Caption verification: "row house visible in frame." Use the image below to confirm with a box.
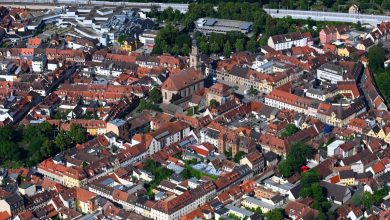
[319,25,349,44]
[45,49,86,63]
[89,181,153,218]
[0,194,25,217]
[8,48,35,60]
[96,60,138,77]
[259,126,319,157]
[55,83,143,102]
[39,158,118,189]
[265,89,366,127]
[150,182,216,220]
[213,165,253,193]
[159,54,183,70]
[216,65,290,94]
[92,50,108,62]
[365,21,390,46]
[62,119,107,136]
[8,91,42,124]
[218,129,257,158]
[104,53,137,64]
[265,89,312,115]
[317,99,366,127]
[136,55,160,68]
[239,150,265,175]
[37,159,66,185]
[365,157,390,177]
[364,68,387,111]
[267,32,313,51]
[117,144,148,167]
[131,121,191,155]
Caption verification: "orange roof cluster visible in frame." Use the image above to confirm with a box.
[348,118,368,129]
[38,159,67,177]
[75,187,97,203]
[62,119,107,130]
[267,89,312,109]
[336,82,360,98]
[371,157,390,174]
[27,37,42,47]
[105,53,137,63]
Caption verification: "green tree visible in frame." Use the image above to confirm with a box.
[233,151,246,163]
[0,141,20,161]
[0,126,14,141]
[138,99,162,112]
[368,45,385,72]
[246,39,257,52]
[182,43,191,55]
[55,131,71,151]
[209,99,220,108]
[149,88,162,104]
[172,44,180,55]
[300,169,321,189]
[352,187,389,209]
[55,124,87,151]
[69,124,87,144]
[199,40,209,54]
[278,142,314,177]
[117,34,127,44]
[223,41,232,58]
[282,124,300,137]
[210,41,220,53]
[151,24,191,55]
[235,38,245,52]
[265,208,284,220]
[278,160,294,177]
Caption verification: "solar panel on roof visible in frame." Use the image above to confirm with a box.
[154,131,170,139]
[205,19,217,26]
[240,22,252,30]
[101,178,114,186]
[179,139,190,147]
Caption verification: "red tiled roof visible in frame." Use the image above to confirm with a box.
[76,187,96,203]
[162,68,204,91]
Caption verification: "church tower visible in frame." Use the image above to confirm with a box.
[190,39,199,70]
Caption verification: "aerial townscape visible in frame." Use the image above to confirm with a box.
[2,0,390,220]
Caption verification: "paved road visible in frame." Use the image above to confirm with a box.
[265,8,390,24]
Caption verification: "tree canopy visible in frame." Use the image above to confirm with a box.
[352,187,389,209]
[278,141,314,177]
[0,122,88,168]
[300,170,333,219]
[151,24,191,55]
[282,124,300,137]
[209,99,220,108]
[265,208,285,220]
[148,88,163,104]
[368,45,386,72]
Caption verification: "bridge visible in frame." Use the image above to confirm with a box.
[265,8,390,25]
[0,0,189,12]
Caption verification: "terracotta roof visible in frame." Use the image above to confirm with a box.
[162,68,204,91]
[0,211,10,220]
[348,118,368,129]
[330,175,340,183]
[285,201,319,219]
[244,150,263,164]
[27,37,42,46]
[75,187,96,203]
